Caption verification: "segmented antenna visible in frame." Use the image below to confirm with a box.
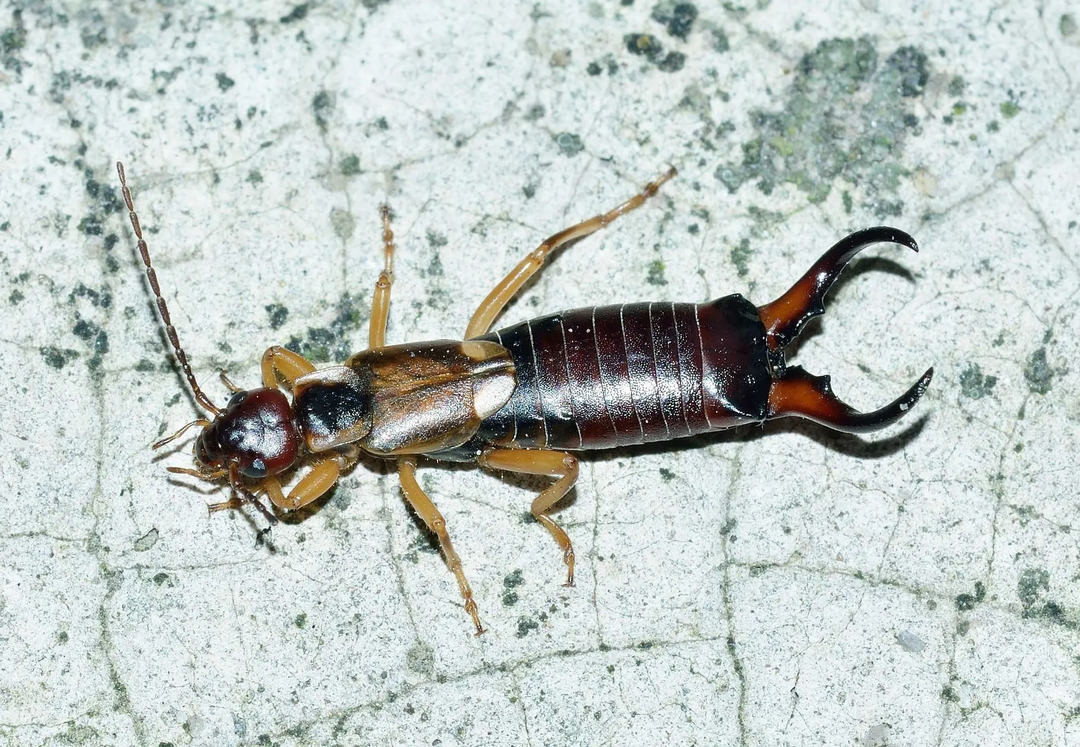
[117,162,221,416]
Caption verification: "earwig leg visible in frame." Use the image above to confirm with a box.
[479,448,580,586]
[263,460,341,511]
[757,227,919,351]
[368,205,396,350]
[213,464,280,540]
[768,365,935,434]
[397,457,485,635]
[219,371,242,393]
[154,419,210,449]
[261,346,316,390]
[464,167,676,338]
[168,466,229,484]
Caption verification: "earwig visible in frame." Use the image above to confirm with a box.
[120,162,932,635]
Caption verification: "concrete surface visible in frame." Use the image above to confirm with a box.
[1,1,1078,745]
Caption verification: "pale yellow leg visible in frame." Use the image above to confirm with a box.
[261,462,339,511]
[261,445,361,511]
[219,371,243,393]
[398,456,485,635]
[261,346,316,389]
[464,167,676,338]
[368,205,396,350]
[479,448,580,586]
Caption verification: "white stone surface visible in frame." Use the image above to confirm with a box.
[1,1,1077,745]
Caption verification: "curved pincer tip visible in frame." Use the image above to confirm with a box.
[758,226,919,351]
[767,365,934,434]
[853,226,919,253]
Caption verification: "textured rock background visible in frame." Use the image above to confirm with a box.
[0,1,1077,745]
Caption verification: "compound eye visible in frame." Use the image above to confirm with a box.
[227,391,248,408]
[240,457,268,479]
[194,438,212,466]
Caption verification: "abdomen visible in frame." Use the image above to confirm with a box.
[471,295,772,451]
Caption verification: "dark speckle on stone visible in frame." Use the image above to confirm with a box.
[313,90,334,132]
[216,72,235,91]
[502,569,524,606]
[883,46,929,97]
[646,259,667,286]
[1023,346,1053,394]
[41,346,80,369]
[651,3,698,40]
[1060,13,1077,38]
[339,153,361,175]
[516,616,540,637]
[657,51,685,73]
[554,132,584,157]
[1017,568,1049,610]
[959,362,996,399]
[265,303,289,330]
[280,4,309,23]
[625,33,664,62]
[284,294,366,363]
[524,104,545,122]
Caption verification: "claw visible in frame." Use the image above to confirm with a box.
[758,227,931,432]
[767,366,934,433]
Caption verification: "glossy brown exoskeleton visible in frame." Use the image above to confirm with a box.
[120,163,932,634]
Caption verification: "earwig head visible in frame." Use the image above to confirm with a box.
[193,388,301,478]
[757,227,934,434]
[117,163,303,480]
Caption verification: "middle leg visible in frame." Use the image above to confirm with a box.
[479,448,580,586]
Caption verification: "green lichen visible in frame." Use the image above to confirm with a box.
[265,303,289,330]
[330,207,355,241]
[406,642,435,675]
[959,362,996,399]
[1000,100,1020,119]
[646,259,667,286]
[40,346,80,369]
[1017,568,1049,610]
[955,580,986,611]
[284,293,367,363]
[312,89,334,132]
[1061,14,1078,37]
[516,616,540,637]
[715,37,927,218]
[1023,347,1053,394]
[502,569,524,606]
[339,153,361,176]
[625,33,665,61]
[554,132,584,156]
[651,2,698,40]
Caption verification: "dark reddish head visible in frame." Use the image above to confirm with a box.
[194,388,301,479]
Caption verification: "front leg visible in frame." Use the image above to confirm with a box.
[261,345,315,390]
[479,448,580,586]
[261,445,361,511]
